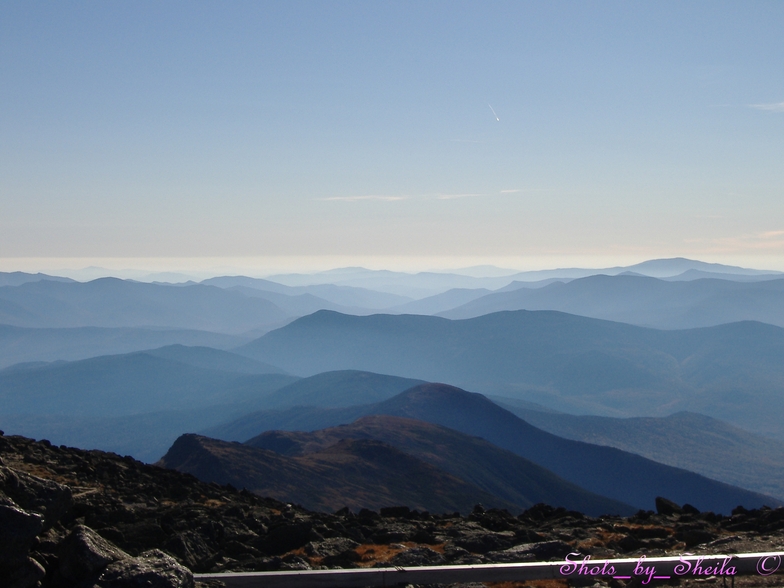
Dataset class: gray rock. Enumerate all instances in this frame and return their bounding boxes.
[0,502,44,567]
[279,555,312,571]
[164,531,214,571]
[57,524,130,582]
[0,466,73,529]
[305,537,360,566]
[4,556,46,588]
[98,549,194,588]
[655,497,682,516]
[388,546,446,566]
[485,540,574,563]
[305,537,360,558]
[452,530,515,554]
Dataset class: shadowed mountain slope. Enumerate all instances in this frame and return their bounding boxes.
[208,383,781,514]
[494,406,784,501]
[237,309,784,437]
[159,433,516,514]
[246,415,634,516]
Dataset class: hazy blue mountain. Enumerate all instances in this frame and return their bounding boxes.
[246,415,635,516]
[0,324,249,369]
[0,271,75,287]
[265,268,518,298]
[487,395,562,413]
[207,383,779,513]
[202,275,411,309]
[494,406,784,501]
[0,364,422,461]
[621,258,780,278]
[201,405,367,442]
[0,278,290,333]
[388,288,492,315]
[258,370,425,409]
[0,405,257,463]
[487,257,783,284]
[440,274,784,328]
[143,344,286,375]
[225,285,358,316]
[664,269,784,282]
[493,278,572,293]
[236,310,784,437]
[0,351,295,417]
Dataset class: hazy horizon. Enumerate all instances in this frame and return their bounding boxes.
[2,253,784,283]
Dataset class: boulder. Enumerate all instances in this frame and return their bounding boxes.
[0,502,44,567]
[0,466,72,529]
[655,497,682,516]
[97,549,194,588]
[57,524,129,583]
[4,556,46,588]
[388,546,446,566]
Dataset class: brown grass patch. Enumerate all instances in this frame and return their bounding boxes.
[354,543,408,566]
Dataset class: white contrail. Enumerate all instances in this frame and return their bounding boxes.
[488,104,499,121]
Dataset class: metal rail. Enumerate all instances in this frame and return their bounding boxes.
[195,551,784,588]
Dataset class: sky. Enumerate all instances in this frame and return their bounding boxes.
[1,1,783,277]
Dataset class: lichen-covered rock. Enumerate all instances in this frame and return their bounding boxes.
[4,556,46,588]
[56,524,130,583]
[164,531,214,571]
[387,546,446,566]
[0,464,73,528]
[97,549,194,588]
[0,501,44,567]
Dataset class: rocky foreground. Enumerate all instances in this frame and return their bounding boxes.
[3,433,784,588]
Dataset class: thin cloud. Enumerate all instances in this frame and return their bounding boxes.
[760,230,784,238]
[500,188,556,194]
[317,195,409,202]
[750,102,784,112]
[436,193,484,200]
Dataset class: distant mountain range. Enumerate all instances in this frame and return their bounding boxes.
[2,259,784,343]
[0,357,421,460]
[440,274,784,328]
[237,309,784,438]
[2,341,782,510]
[0,271,74,287]
[265,258,782,297]
[0,324,249,369]
[202,275,411,309]
[0,278,290,333]
[2,258,784,517]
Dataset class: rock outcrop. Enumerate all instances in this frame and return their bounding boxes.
[3,432,784,588]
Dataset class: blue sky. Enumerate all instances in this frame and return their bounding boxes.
[1,1,783,275]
